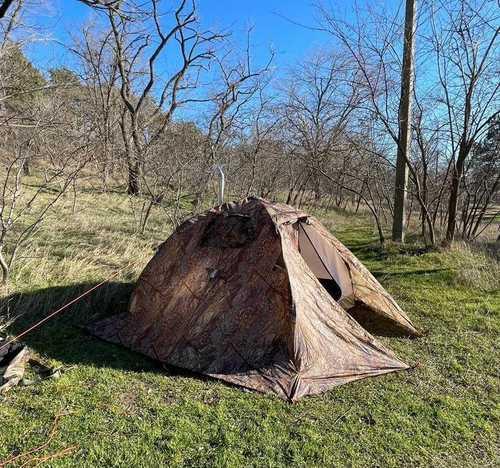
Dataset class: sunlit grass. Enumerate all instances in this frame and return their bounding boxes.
[1,182,498,467]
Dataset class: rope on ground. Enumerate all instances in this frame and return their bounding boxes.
[0,411,78,467]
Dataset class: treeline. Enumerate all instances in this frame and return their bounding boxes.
[0,0,498,284]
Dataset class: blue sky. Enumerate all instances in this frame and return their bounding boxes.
[19,0,408,123]
[26,0,330,74]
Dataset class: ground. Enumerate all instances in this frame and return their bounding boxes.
[0,183,499,467]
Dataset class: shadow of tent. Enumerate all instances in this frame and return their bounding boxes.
[0,282,264,393]
[0,282,161,373]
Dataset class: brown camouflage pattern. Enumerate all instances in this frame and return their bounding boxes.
[89,197,417,401]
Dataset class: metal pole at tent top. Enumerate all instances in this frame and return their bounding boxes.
[214,164,225,205]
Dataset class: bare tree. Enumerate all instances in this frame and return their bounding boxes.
[71,24,122,191]
[106,0,224,195]
[459,114,499,240]
[0,0,121,19]
[187,38,273,208]
[0,85,92,284]
[317,3,438,238]
[428,0,499,242]
[280,52,361,205]
[392,0,417,242]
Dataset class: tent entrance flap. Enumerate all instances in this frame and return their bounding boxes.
[318,278,342,301]
[297,222,354,302]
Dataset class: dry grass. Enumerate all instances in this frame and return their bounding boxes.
[1,180,499,467]
[447,242,500,292]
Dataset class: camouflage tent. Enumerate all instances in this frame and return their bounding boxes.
[90,197,418,401]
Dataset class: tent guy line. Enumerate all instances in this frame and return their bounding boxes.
[0,268,124,353]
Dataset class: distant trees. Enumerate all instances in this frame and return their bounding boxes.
[0,0,498,285]
[280,52,361,205]
[314,0,498,245]
[459,114,499,240]
[428,0,499,242]
[104,0,224,196]
[0,49,91,284]
[71,26,122,191]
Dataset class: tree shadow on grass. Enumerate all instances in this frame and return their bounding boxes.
[370,268,451,278]
[0,282,161,374]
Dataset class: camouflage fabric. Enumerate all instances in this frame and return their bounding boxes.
[89,197,418,401]
[0,343,30,393]
[0,337,62,393]
[305,218,419,336]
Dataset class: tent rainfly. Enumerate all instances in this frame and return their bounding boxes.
[89,197,419,401]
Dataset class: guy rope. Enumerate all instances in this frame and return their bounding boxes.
[0,268,124,353]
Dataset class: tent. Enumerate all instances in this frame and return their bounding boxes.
[89,197,418,401]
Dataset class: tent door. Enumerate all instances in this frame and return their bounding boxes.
[297,222,354,303]
[318,278,342,301]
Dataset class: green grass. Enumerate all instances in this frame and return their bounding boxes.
[1,185,499,467]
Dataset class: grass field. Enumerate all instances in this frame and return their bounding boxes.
[1,184,499,467]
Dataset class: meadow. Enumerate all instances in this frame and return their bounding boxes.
[1,183,499,467]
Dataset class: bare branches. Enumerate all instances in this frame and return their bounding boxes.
[424,1,500,241]
[0,0,122,21]
[0,44,95,284]
[0,0,15,19]
[312,0,499,244]
[0,0,498,272]
[104,0,227,194]
[78,0,121,9]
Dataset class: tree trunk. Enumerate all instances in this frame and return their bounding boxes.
[375,216,385,247]
[446,150,466,242]
[120,110,141,196]
[392,0,417,243]
[420,159,428,239]
[0,246,9,285]
[470,175,500,238]
[420,205,426,238]
[127,159,141,196]
[22,158,30,176]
